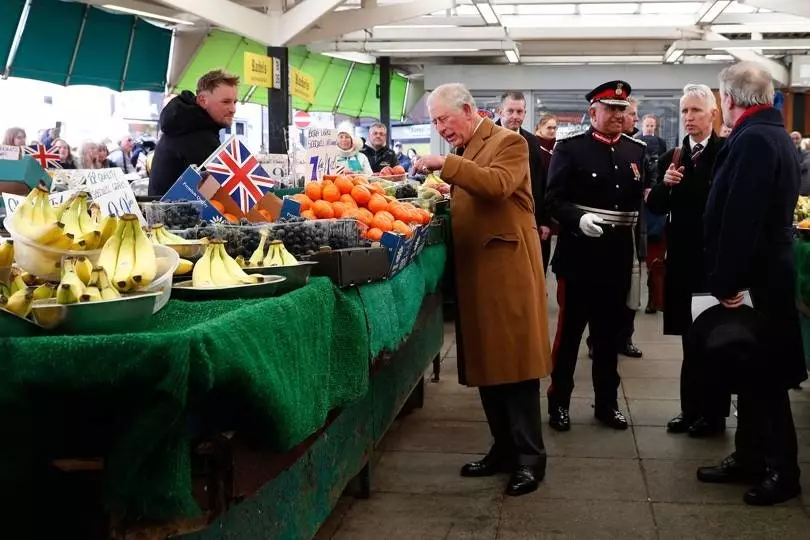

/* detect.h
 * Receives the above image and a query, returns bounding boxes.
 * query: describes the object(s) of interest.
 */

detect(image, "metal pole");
[266,46,290,155]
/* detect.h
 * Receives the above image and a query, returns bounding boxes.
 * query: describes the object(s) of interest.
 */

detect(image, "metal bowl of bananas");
[232,232,317,294]
[148,224,205,259]
[30,291,163,334]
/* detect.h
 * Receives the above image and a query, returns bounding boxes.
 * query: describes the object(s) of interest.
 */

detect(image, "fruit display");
[242,230,299,268]
[98,214,157,292]
[423,173,451,196]
[140,201,203,229]
[370,165,407,180]
[190,240,262,287]
[796,196,810,224]
[0,239,13,269]
[149,223,205,259]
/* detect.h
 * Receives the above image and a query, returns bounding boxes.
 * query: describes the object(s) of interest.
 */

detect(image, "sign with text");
[257,153,290,182]
[290,67,315,103]
[305,128,338,181]
[2,190,76,217]
[244,51,276,89]
[0,145,20,161]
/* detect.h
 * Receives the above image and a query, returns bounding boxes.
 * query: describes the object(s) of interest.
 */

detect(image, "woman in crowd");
[407,148,419,162]
[97,143,113,168]
[535,113,557,172]
[79,141,101,169]
[334,129,372,174]
[52,138,77,169]
[3,127,27,146]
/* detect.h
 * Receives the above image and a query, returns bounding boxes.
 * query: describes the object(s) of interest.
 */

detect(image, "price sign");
[0,145,20,161]
[257,153,290,182]
[2,189,76,216]
[305,128,338,181]
[94,187,145,225]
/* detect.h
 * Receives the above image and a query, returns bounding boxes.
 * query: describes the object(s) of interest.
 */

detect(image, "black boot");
[620,339,643,358]
[506,465,543,496]
[548,405,571,432]
[594,407,628,430]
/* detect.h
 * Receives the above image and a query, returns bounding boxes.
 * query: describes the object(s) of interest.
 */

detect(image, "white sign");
[257,153,290,182]
[0,145,20,161]
[2,190,76,217]
[305,128,338,181]
[94,188,143,224]
[50,168,126,192]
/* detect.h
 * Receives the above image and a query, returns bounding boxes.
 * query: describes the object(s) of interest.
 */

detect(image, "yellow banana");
[10,275,27,296]
[46,231,75,250]
[250,230,269,267]
[11,186,42,230]
[74,256,94,285]
[78,230,101,250]
[174,258,193,276]
[98,215,118,245]
[54,193,77,221]
[19,272,38,287]
[96,268,120,299]
[61,195,84,237]
[112,218,136,292]
[0,240,14,267]
[32,221,67,245]
[98,217,127,279]
[235,255,247,268]
[191,244,215,287]
[129,216,157,289]
[158,227,189,244]
[32,283,56,300]
[56,281,82,304]
[219,244,260,284]
[1,288,34,318]
[80,286,102,302]
[277,242,299,266]
[77,194,97,235]
[209,242,239,286]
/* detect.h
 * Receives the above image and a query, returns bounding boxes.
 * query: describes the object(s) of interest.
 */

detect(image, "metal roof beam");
[741,0,810,19]
[701,31,790,85]
[309,39,515,52]
[290,0,455,45]
[329,26,702,42]
[153,0,277,44]
[276,0,348,45]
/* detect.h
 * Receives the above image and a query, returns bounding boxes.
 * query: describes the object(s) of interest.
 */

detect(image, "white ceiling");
[87,0,810,80]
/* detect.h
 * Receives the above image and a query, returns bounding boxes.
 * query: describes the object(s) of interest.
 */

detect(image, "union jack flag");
[23,143,62,169]
[204,138,274,212]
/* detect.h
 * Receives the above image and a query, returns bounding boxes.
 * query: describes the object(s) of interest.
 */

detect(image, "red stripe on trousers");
[548,277,567,396]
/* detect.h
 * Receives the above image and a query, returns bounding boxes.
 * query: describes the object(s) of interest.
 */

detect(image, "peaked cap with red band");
[586,80,632,107]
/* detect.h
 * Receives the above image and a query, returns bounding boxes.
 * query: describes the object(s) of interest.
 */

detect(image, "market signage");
[47,168,146,224]
[244,51,280,89]
[290,67,315,103]
[2,190,76,216]
[305,128,338,181]
[0,145,21,160]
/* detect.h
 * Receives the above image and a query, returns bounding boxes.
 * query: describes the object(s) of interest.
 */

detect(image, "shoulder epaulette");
[622,133,646,146]
[556,131,587,143]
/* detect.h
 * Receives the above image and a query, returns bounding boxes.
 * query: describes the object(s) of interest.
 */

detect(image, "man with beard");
[496,91,550,271]
[361,123,397,173]
[413,83,552,497]
[545,81,645,432]
[149,70,238,196]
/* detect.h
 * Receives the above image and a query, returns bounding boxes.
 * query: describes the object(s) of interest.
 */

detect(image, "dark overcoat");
[704,107,808,389]
[647,132,724,335]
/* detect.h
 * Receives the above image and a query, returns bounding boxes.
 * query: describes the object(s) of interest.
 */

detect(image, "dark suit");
[647,132,730,420]
[496,121,550,272]
[704,107,807,477]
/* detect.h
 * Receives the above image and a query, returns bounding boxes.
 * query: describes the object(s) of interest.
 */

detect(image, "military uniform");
[545,81,646,430]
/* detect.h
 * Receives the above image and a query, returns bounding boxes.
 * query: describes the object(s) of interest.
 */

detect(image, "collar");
[591,129,621,145]
[473,118,484,134]
[689,133,711,149]
[733,104,773,130]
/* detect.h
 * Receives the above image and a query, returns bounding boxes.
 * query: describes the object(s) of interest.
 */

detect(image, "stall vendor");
[334,129,373,175]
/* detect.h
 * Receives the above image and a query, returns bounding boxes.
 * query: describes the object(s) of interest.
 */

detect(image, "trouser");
[548,278,626,411]
[645,235,666,311]
[479,379,546,467]
[734,388,800,479]
[679,335,731,419]
[618,306,636,345]
[541,235,552,276]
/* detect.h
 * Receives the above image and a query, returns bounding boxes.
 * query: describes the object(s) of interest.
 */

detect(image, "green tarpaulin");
[174,29,409,120]
[0,0,170,92]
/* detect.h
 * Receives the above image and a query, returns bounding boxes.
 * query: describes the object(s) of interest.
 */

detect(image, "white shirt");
[689,134,711,150]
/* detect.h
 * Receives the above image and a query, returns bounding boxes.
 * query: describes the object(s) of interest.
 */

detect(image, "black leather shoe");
[595,408,628,430]
[460,455,511,477]
[620,339,643,358]
[667,412,697,433]
[687,417,726,438]
[505,465,542,496]
[743,469,801,506]
[549,405,571,432]
[697,455,763,484]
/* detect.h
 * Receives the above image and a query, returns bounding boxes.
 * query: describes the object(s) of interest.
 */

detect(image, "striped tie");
[691,143,704,162]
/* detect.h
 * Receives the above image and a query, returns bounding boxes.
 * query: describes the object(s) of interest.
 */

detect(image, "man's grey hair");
[369,122,387,132]
[718,61,775,107]
[681,83,718,110]
[428,83,478,112]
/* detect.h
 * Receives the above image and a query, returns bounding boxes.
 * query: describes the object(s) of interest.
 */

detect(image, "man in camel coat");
[414,83,552,497]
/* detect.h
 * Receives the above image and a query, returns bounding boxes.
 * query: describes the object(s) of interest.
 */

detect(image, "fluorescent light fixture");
[697,1,731,24]
[505,48,519,63]
[102,4,194,25]
[712,44,810,50]
[521,55,662,64]
[376,48,480,53]
[381,25,458,29]
[665,48,684,63]
[322,51,376,64]
[475,2,500,25]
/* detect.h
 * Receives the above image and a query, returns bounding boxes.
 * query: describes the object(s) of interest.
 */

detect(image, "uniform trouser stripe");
[548,277,567,398]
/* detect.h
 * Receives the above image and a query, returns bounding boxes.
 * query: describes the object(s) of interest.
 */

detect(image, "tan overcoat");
[441,118,552,387]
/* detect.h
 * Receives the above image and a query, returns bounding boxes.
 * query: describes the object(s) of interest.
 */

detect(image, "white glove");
[579,213,606,238]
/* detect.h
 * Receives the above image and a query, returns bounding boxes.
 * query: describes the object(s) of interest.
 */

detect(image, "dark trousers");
[479,379,545,467]
[549,278,625,410]
[541,236,552,275]
[679,335,731,419]
[619,306,636,344]
[735,388,800,478]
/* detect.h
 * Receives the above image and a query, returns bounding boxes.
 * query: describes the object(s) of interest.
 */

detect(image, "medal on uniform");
[630,163,640,182]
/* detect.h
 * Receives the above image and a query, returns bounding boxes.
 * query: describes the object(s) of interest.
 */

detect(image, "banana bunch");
[0,240,13,267]
[191,240,261,287]
[174,259,193,276]
[10,184,118,251]
[98,214,157,292]
[149,224,192,245]
[2,268,45,298]
[263,240,298,267]
[247,229,270,267]
[56,257,86,304]
[0,288,34,318]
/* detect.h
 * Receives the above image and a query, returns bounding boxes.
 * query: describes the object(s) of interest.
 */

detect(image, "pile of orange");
[290,176,431,241]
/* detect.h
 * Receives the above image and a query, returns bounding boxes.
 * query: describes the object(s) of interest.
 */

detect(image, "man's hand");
[718,292,745,309]
[579,213,606,238]
[663,163,685,186]
[413,155,445,175]
[539,225,551,241]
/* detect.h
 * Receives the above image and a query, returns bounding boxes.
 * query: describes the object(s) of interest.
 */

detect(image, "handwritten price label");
[0,145,20,161]
[306,128,338,181]
[95,187,145,225]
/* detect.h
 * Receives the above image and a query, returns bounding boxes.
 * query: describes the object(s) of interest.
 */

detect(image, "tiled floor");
[316,274,810,539]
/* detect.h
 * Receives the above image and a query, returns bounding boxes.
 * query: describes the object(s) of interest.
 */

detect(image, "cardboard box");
[0,157,53,209]
[309,246,390,287]
[380,223,431,278]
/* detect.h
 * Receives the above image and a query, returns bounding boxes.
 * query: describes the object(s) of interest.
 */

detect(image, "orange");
[223,213,239,223]
[351,185,372,206]
[357,208,374,227]
[390,204,412,222]
[366,227,383,242]
[312,200,335,219]
[340,194,358,207]
[335,176,355,194]
[392,220,413,238]
[291,193,313,211]
[331,201,348,218]
[300,209,316,220]
[352,176,369,185]
[342,208,363,221]
[372,214,393,231]
[367,183,385,196]
[415,209,431,225]
[322,182,341,203]
[210,200,226,213]
[305,181,322,201]
[367,193,389,214]
[375,210,395,222]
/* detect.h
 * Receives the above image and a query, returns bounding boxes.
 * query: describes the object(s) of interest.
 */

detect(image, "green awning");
[2,0,170,92]
[174,29,410,120]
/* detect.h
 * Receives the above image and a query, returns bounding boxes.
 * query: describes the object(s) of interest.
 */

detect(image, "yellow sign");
[290,67,315,103]
[244,52,275,89]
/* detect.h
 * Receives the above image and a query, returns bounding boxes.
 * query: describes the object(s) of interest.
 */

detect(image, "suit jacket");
[704,107,807,388]
[443,118,552,386]
[495,120,549,227]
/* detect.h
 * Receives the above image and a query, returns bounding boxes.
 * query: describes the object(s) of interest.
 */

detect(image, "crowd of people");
[411,61,807,507]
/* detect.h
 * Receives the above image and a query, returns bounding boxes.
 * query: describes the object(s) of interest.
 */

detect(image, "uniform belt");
[574,204,638,226]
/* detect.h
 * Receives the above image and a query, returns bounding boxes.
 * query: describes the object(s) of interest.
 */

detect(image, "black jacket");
[495,120,549,227]
[647,132,724,335]
[361,145,397,173]
[148,91,223,197]
[704,107,807,388]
